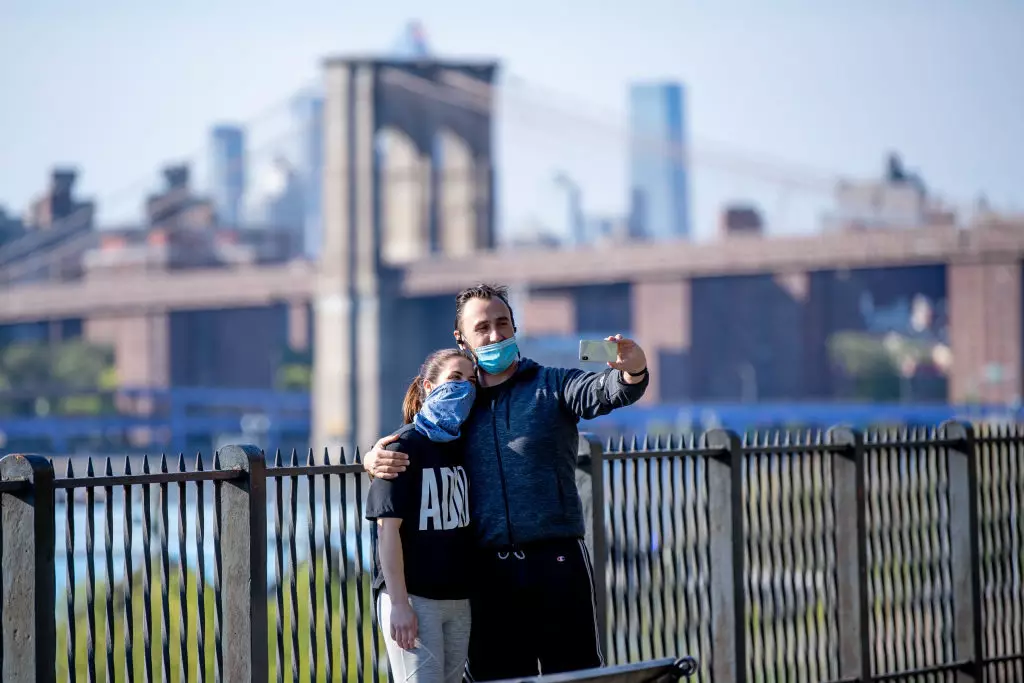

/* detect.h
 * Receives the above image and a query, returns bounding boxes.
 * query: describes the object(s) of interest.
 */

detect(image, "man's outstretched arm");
[362,434,409,479]
[562,334,649,420]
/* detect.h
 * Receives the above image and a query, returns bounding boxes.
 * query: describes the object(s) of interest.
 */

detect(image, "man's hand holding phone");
[579,334,648,384]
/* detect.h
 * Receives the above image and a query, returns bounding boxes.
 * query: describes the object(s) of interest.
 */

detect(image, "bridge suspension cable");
[0,84,316,262]
[379,66,846,194]
[8,58,960,282]
[0,83,319,283]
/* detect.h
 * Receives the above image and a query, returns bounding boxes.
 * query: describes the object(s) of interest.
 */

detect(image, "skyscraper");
[291,90,324,257]
[209,125,246,226]
[628,82,691,241]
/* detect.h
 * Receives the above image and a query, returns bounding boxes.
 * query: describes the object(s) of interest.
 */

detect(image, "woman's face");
[423,356,475,394]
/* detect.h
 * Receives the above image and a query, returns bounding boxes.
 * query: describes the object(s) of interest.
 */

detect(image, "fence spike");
[213,451,221,470]
[273,449,282,467]
[159,453,169,473]
[123,454,132,476]
[86,456,95,477]
[195,451,205,471]
[323,446,331,466]
[305,447,314,466]
[142,454,151,474]
[642,434,650,451]
[177,452,186,473]
[66,458,75,477]
[654,434,663,450]
[289,448,299,467]
[629,434,639,451]
[104,456,113,477]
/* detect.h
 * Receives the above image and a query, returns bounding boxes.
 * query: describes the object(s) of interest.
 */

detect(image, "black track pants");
[465,537,604,682]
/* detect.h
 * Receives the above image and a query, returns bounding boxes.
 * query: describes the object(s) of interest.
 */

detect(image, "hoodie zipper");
[490,396,515,546]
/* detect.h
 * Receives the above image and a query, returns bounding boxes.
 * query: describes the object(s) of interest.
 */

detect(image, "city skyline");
[2,0,1022,242]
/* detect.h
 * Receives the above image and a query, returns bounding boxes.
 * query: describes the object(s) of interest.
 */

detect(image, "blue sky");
[1,0,1022,241]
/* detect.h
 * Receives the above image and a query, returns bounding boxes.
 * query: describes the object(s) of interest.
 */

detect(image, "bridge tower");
[314,55,499,455]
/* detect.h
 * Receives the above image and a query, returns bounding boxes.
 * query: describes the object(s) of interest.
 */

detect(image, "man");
[363,283,649,681]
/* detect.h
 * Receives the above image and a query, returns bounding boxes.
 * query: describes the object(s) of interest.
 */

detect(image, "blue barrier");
[1,386,1019,454]
[0,387,311,454]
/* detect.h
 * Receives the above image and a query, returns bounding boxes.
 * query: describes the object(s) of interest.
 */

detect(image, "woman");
[365,348,477,683]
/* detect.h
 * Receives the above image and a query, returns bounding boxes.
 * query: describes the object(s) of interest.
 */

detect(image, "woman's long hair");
[401,348,474,424]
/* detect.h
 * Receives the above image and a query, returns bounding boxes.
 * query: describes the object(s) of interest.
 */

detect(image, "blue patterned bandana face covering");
[414,380,477,442]
[473,336,519,375]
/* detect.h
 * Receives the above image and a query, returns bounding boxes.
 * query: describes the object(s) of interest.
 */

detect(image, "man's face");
[458,296,514,350]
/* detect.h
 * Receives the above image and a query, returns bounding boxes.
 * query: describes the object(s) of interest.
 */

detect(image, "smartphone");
[579,339,618,363]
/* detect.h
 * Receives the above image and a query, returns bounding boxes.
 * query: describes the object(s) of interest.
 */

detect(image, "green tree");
[0,339,116,416]
[827,331,901,401]
[276,348,313,392]
[51,340,116,390]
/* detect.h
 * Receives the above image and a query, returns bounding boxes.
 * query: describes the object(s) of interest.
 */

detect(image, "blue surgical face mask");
[473,336,519,375]
[414,380,477,443]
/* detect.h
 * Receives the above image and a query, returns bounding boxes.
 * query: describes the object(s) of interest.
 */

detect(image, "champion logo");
[556,555,566,563]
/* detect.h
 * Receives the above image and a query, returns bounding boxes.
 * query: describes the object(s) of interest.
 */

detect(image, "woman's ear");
[422,378,434,395]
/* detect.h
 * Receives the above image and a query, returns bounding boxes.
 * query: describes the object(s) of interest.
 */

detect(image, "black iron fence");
[0,421,1021,682]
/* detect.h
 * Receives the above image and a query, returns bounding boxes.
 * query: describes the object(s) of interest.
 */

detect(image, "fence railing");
[0,421,1021,683]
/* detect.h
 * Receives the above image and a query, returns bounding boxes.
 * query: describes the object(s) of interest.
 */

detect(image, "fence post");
[939,420,983,681]
[0,453,56,683]
[827,426,871,683]
[217,444,269,683]
[577,433,609,660]
[702,429,745,683]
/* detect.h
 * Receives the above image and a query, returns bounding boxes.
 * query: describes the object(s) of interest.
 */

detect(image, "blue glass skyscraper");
[209,125,246,226]
[628,82,691,241]
[292,90,324,257]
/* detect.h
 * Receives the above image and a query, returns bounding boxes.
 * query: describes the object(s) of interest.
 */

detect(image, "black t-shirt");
[365,423,473,600]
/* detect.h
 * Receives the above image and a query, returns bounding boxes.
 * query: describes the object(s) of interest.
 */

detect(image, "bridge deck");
[401,222,1024,294]
[0,261,316,322]
[1,223,1022,322]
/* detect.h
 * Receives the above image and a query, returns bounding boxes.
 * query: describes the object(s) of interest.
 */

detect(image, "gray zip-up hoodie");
[462,357,648,548]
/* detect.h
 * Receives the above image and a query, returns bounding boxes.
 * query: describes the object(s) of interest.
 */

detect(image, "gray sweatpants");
[378,592,472,683]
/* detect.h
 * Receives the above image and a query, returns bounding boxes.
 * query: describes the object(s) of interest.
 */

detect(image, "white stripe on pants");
[378,591,472,683]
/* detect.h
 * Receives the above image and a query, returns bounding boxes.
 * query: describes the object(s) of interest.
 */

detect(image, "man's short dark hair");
[454,283,516,332]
